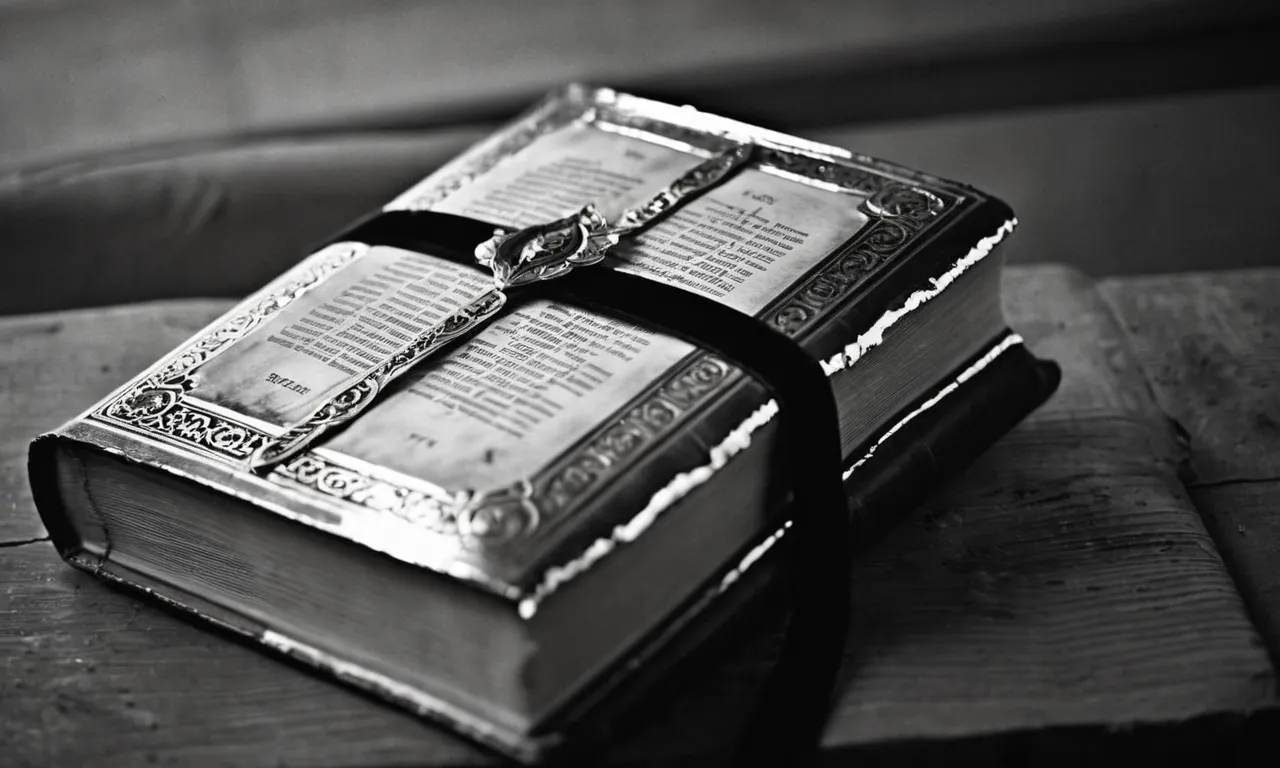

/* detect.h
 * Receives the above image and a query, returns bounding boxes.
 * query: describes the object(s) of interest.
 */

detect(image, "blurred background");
[2,0,1278,316]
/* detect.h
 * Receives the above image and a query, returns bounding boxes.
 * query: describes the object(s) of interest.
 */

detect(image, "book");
[28,85,1059,762]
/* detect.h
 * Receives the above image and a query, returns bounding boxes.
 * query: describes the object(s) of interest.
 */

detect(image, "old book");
[28,85,1058,761]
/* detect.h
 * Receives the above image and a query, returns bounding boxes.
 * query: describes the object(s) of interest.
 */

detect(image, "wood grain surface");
[0,303,229,544]
[1189,483,1280,670]
[3,265,1277,766]
[815,267,1272,751]
[1099,271,1280,484]
[1101,271,1280,671]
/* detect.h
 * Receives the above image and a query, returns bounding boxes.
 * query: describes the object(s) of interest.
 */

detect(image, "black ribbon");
[344,210,852,765]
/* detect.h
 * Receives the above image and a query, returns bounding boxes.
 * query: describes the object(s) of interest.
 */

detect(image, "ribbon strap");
[553,267,850,764]
[252,142,851,761]
[321,206,851,764]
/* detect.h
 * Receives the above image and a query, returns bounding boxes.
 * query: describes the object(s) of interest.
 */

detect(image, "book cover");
[28,85,1058,761]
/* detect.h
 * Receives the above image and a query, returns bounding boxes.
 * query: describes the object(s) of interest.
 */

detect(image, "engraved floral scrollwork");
[203,424,252,453]
[801,274,845,303]
[836,248,877,275]
[538,353,736,515]
[861,219,912,253]
[458,481,540,541]
[165,410,213,442]
[111,386,181,420]
[276,457,538,543]
[274,454,478,538]
[541,452,611,515]
[770,304,813,334]
[636,399,678,429]
[98,242,363,462]
[105,390,267,460]
[280,455,329,486]
[103,366,267,460]
[159,409,264,458]
[155,346,215,384]
[597,420,650,462]
[661,356,729,407]
[863,185,945,222]
[764,181,950,335]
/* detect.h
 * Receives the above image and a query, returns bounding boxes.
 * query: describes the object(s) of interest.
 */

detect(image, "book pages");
[187,121,867,493]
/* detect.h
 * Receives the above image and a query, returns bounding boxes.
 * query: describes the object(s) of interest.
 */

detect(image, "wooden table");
[2,265,1277,766]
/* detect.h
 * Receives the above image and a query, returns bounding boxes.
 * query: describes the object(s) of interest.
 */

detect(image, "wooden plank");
[1191,482,1280,665]
[2,265,1274,766]
[1099,270,1280,665]
[816,266,1274,748]
[4,0,1277,172]
[1099,270,1280,484]
[0,544,493,768]
[0,302,230,544]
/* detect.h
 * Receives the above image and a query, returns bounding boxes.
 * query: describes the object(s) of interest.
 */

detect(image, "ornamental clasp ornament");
[475,204,618,291]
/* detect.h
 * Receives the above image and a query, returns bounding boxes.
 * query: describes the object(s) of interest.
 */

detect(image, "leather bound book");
[28,85,1059,762]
